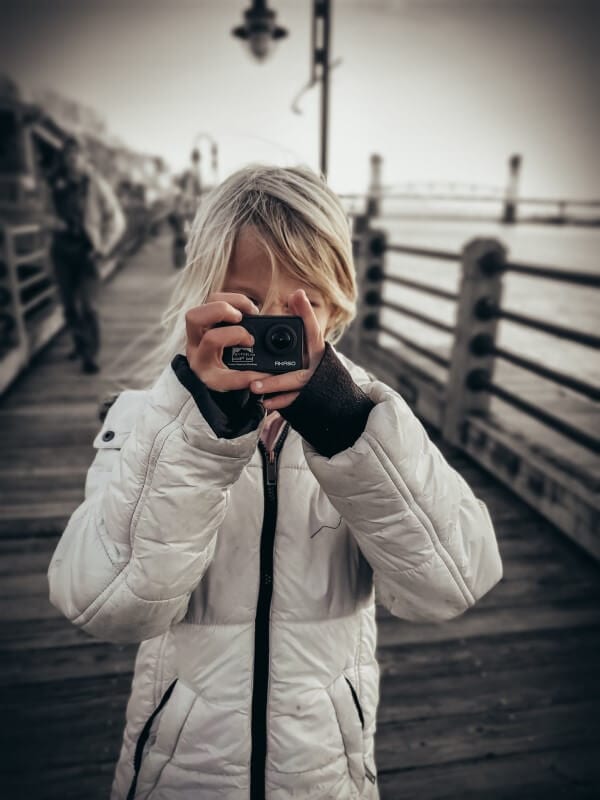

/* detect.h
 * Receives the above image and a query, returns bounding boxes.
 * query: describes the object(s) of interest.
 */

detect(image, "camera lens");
[271,329,292,350]
[266,324,296,353]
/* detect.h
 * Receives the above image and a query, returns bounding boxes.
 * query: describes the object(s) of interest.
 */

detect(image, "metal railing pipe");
[380,298,455,334]
[491,345,600,402]
[503,261,600,287]
[378,324,451,367]
[382,273,458,301]
[386,243,459,262]
[482,380,600,454]
[496,308,600,349]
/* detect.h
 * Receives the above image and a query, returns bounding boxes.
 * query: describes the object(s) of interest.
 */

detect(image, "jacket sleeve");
[47,363,263,643]
[94,171,127,255]
[301,374,503,623]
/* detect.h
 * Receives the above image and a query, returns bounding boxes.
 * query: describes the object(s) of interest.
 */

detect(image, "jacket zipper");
[344,675,365,729]
[250,423,289,800]
[344,676,376,785]
[126,678,178,800]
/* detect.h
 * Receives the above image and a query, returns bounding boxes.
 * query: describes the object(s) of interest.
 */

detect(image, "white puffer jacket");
[48,350,502,799]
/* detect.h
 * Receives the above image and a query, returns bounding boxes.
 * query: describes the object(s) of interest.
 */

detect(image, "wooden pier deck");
[1,235,599,799]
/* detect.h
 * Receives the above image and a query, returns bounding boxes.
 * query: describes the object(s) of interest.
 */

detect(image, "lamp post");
[231,1,333,179]
[502,153,522,224]
[312,0,331,177]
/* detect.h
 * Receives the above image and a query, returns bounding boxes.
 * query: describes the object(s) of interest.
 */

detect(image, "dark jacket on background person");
[49,163,126,257]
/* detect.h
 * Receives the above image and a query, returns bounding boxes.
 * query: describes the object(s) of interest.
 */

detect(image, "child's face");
[222,226,332,336]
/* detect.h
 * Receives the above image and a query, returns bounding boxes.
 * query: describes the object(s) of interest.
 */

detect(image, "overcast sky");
[1,0,598,198]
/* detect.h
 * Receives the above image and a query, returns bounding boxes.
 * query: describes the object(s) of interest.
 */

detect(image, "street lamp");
[231,1,334,178]
[289,1,333,177]
[232,0,288,61]
[311,0,332,177]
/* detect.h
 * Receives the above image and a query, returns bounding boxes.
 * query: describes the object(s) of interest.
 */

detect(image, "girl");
[48,164,503,800]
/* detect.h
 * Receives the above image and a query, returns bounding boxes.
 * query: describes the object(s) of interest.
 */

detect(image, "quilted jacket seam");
[362,430,475,607]
[93,503,127,569]
[124,576,191,604]
[266,753,353,778]
[74,563,190,630]
[384,548,439,578]
[73,422,195,626]
[73,562,128,627]
[154,633,169,706]
[74,403,194,628]
[128,407,190,548]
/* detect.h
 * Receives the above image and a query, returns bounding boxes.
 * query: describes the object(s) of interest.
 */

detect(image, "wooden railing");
[339,212,600,561]
[0,218,146,396]
[0,223,64,395]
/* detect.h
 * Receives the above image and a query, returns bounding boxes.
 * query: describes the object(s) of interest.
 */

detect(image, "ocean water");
[380,217,600,271]
[352,215,600,468]
[370,217,599,375]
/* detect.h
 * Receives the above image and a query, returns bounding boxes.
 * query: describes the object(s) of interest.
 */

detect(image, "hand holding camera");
[185,289,326,410]
[218,315,304,373]
[185,292,271,392]
[245,288,327,411]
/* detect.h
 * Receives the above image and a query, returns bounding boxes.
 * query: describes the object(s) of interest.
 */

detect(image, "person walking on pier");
[166,189,189,269]
[48,164,503,799]
[47,136,125,373]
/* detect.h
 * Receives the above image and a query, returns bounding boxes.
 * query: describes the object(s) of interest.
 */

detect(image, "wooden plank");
[0,538,57,574]
[376,625,600,682]
[0,447,94,470]
[375,700,600,771]
[0,594,62,622]
[377,745,600,799]
[0,643,136,684]
[0,507,75,537]
[3,761,117,800]
[377,665,599,726]
[375,605,600,646]
[459,415,600,561]
[0,617,107,652]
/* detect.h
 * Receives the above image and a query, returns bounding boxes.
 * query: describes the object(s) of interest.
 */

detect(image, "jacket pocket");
[126,678,196,800]
[325,672,367,793]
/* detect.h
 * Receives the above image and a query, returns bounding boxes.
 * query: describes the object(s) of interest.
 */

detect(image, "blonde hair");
[128,164,357,390]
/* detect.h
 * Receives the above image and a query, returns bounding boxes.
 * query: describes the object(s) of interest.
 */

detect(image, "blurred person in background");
[47,136,126,373]
[166,189,190,269]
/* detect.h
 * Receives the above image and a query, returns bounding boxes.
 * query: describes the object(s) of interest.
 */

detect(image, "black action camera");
[218,315,305,374]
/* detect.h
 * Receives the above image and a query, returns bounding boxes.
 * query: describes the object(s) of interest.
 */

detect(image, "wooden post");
[502,154,521,224]
[366,153,383,217]
[442,238,506,446]
[313,0,331,178]
[1,225,28,351]
[342,215,386,363]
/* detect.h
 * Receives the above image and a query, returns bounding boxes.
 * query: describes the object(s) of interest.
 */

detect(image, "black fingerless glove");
[171,354,264,439]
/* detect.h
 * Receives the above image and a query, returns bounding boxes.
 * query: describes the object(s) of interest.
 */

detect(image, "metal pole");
[502,153,521,224]
[314,0,331,178]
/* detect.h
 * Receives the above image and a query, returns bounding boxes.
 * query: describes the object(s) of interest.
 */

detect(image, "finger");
[200,324,255,351]
[249,369,308,395]
[287,289,323,358]
[208,292,260,316]
[212,369,273,392]
[185,303,244,347]
[262,391,299,410]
